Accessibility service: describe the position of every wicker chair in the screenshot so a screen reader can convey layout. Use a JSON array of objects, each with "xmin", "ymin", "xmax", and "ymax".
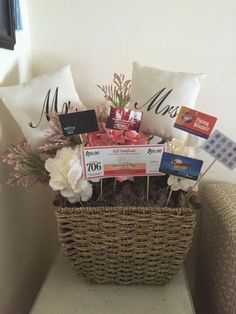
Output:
[{"xmin": 194, "ymin": 183, "xmax": 236, "ymax": 314}]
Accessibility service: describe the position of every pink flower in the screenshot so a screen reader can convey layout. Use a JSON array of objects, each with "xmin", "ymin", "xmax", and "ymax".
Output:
[
  {"xmin": 109, "ymin": 130, "xmax": 126, "ymax": 144},
  {"xmin": 116, "ymin": 176, "xmax": 134, "ymax": 183},
  {"xmin": 86, "ymin": 124, "xmax": 148, "ymax": 147},
  {"xmin": 124, "ymin": 130, "xmax": 148, "ymax": 145},
  {"xmin": 87, "ymin": 123, "xmax": 114, "ymax": 147}
]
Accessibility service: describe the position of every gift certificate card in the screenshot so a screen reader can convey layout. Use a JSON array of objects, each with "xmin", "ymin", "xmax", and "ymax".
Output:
[
  {"xmin": 202, "ymin": 129, "xmax": 236, "ymax": 170},
  {"xmin": 106, "ymin": 107, "xmax": 142, "ymax": 132},
  {"xmin": 82, "ymin": 144, "xmax": 165, "ymax": 179},
  {"xmin": 159, "ymin": 152, "xmax": 203, "ymax": 181},
  {"xmin": 174, "ymin": 106, "xmax": 217, "ymax": 139}
]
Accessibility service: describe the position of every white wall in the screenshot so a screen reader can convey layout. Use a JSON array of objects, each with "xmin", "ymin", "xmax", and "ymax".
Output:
[
  {"xmin": 0, "ymin": 1, "xmax": 58, "ymax": 313},
  {"xmin": 27, "ymin": 0, "xmax": 236, "ymax": 183}
]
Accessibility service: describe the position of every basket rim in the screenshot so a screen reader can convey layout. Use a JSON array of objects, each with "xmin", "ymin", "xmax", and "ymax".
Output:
[{"xmin": 56, "ymin": 205, "xmax": 196, "ymax": 215}]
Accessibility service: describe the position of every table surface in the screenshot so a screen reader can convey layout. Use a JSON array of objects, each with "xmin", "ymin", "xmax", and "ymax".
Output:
[{"xmin": 31, "ymin": 252, "xmax": 195, "ymax": 314}]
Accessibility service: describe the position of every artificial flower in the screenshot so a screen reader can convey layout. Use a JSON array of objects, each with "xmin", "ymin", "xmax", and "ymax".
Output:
[
  {"xmin": 109, "ymin": 129, "xmax": 126, "ymax": 144},
  {"xmin": 60, "ymin": 179, "xmax": 93, "ymax": 203},
  {"xmin": 87, "ymin": 123, "xmax": 148, "ymax": 147},
  {"xmin": 86, "ymin": 122, "xmax": 114, "ymax": 147},
  {"xmin": 45, "ymin": 146, "xmax": 92, "ymax": 203},
  {"xmin": 123, "ymin": 130, "xmax": 147, "ymax": 145},
  {"xmin": 167, "ymin": 136, "xmax": 199, "ymax": 156},
  {"xmin": 0, "ymin": 138, "xmax": 49, "ymax": 187},
  {"xmin": 116, "ymin": 176, "xmax": 134, "ymax": 183},
  {"xmin": 148, "ymin": 135, "xmax": 163, "ymax": 145},
  {"xmin": 97, "ymin": 73, "xmax": 131, "ymax": 108},
  {"xmin": 167, "ymin": 175, "xmax": 198, "ymax": 192}
]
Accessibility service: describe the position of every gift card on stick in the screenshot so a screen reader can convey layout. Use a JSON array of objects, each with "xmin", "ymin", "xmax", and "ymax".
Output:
[
  {"xmin": 174, "ymin": 106, "xmax": 217, "ymax": 139},
  {"xmin": 202, "ymin": 130, "xmax": 236, "ymax": 170},
  {"xmin": 159, "ymin": 152, "xmax": 203, "ymax": 181},
  {"xmin": 106, "ymin": 107, "xmax": 142, "ymax": 132},
  {"xmin": 59, "ymin": 110, "xmax": 99, "ymax": 136},
  {"xmin": 82, "ymin": 144, "xmax": 165, "ymax": 179}
]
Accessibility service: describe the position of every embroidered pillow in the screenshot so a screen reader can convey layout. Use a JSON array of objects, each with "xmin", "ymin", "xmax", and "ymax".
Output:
[
  {"xmin": 0, "ymin": 64, "xmax": 85, "ymax": 148},
  {"xmin": 130, "ymin": 62, "xmax": 206, "ymax": 140}
]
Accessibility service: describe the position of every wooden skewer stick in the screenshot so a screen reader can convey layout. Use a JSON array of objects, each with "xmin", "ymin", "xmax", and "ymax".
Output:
[
  {"xmin": 185, "ymin": 158, "xmax": 217, "ymax": 202},
  {"xmin": 166, "ymin": 188, "xmax": 173, "ymax": 206},
  {"xmin": 166, "ymin": 176, "xmax": 178, "ymax": 206},
  {"xmin": 165, "ymin": 185, "xmax": 170, "ymax": 194},
  {"xmin": 113, "ymin": 178, "xmax": 117, "ymax": 191},
  {"xmin": 165, "ymin": 140, "xmax": 176, "ymax": 206},
  {"xmin": 166, "ymin": 139, "xmax": 171, "ymax": 152},
  {"xmin": 146, "ymin": 176, "xmax": 150, "ymax": 202},
  {"xmin": 78, "ymin": 134, "xmax": 83, "ymax": 144},
  {"xmin": 181, "ymin": 133, "xmax": 190, "ymax": 153},
  {"xmin": 100, "ymin": 178, "xmax": 103, "ymax": 199}
]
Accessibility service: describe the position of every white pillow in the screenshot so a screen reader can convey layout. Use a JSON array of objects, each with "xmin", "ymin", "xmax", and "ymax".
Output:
[
  {"xmin": 0, "ymin": 65, "xmax": 85, "ymax": 148},
  {"xmin": 130, "ymin": 62, "xmax": 206, "ymax": 140}
]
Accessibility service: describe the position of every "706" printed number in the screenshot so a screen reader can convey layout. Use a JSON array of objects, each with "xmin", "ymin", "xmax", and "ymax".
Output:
[{"xmin": 86, "ymin": 161, "xmax": 102, "ymax": 172}]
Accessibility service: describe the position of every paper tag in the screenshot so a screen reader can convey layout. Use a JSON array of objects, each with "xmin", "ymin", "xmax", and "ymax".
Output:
[
  {"xmin": 159, "ymin": 152, "xmax": 203, "ymax": 181},
  {"xmin": 82, "ymin": 144, "xmax": 165, "ymax": 179},
  {"xmin": 202, "ymin": 129, "xmax": 236, "ymax": 170},
  {"xmin": 174, "ymin": 106, "xmax": 217, "ymax": 139},
  {"xmin": 59, "ymin": 110, "xmax": 99, "ymax": 136},
  {"xmin": 106, "ymin": 107, "xmax": 142, "ymax": 132}
]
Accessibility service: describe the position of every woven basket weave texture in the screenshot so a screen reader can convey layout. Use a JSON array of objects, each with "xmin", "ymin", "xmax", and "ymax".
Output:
[{"xmin": 56, "ymin": 206, "xmax": 196, "ymax": 285}]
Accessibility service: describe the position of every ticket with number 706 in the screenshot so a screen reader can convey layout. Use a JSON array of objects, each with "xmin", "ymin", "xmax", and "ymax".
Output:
[{"xmin": 81, "ymin": 144, "xmax": 165, "ymax": 179}]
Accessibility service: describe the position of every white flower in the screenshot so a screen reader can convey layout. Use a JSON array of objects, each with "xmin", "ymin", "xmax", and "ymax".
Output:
[
  {"xmin": 60, "ymin": 179, "xmax": 93, "ymax": 203},
  {"xmin": 167, "ymin": 136, "xmax": 199, "ymax": 156},
  {"xmin": 167, "ymin": 175, "xmax": 198, "ymax": 192},
  {"xmin": 149, "ymin": 135, "xmax": 163, "ymax": 145},
  {"xmin": 45, "ymin": 147, "xmax": 92, "ymax": 203}
]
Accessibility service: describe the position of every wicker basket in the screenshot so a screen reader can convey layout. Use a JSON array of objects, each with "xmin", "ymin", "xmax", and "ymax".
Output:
[{"xmin": 56, "ymin": 203, "xmax": 196, "ymax": 285}]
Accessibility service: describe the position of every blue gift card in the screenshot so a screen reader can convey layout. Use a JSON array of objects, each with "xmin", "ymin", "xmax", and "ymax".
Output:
[{"xmin": 159, "ymin": 152, "xmax": 203, "ymax": 181}]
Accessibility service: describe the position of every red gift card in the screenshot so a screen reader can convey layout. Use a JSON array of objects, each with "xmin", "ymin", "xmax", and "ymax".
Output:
[
  {"xmin": 174, "ymin": 106, "xmax": 217, "ymax": 139},
  {"xmin": 106, "ymin": 107, "xmax": 142, "ymax": 132}
]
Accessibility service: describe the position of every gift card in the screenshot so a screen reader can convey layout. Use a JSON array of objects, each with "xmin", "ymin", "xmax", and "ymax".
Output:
[
  {"xmin": 202, "ymin": 130, "xmax": 236, "ymax": 170},
  {"xmin": 174, "ymin": 106, "xmax": 217, "ymax": 139},
  {"xmin": 159, "ymin": 152, "xmax": 203, "ymax": 181},
  {"xmin": 59, "ymin": 110, "xmax": 99, "ymax": 136},
  {"xmin": 106, "ymin": 107, "xmax": 142, "ymax": 132}
]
